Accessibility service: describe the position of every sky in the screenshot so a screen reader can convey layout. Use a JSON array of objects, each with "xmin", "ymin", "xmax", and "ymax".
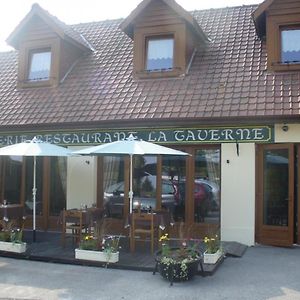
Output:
[{"xmin": 0, "ymin": 0, "xmax": 263, "ymax": 52}]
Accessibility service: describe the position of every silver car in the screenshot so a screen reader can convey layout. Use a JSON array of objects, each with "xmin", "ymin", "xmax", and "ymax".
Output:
[{"xmin": 104, "ymin": 175, "xmax": 176, "ymax": 216}]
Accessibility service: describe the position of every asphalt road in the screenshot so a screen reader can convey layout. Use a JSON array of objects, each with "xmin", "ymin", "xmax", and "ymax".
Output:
[{"xmin": 0, "ymin": 245, "xmax": 300, "ymax": 300}]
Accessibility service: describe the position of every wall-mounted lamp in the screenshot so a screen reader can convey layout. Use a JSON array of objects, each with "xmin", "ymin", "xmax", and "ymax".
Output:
[
  {"xmin": 282, "ymin": 124, "xmax": 289, "ymax": 132},
  {"xmin": 85, "ymin": 160, "xmax": 90, "ymax": 165}
]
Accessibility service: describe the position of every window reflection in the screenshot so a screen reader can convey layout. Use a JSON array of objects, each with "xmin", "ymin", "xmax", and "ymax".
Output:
[
  {"xmin": 103, "ymin": 156, "xmax": 125, "ymax": 218},
  {"xmin": 194, "ymin": 149, "xmax": 220, "ymax": 224},
  {"xmin": 49, "ymin": 157, "xmax": 67, "ymax": 216},
  {"xmin": 162, "ymin": 156, "xmax": 186, "ymax": 221},
  {"xmin": 132, "ymin": 156, "xmax": 157, "ymax": 210}
]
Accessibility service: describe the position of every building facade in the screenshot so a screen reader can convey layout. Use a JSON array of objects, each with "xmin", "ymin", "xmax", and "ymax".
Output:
[{"xmin": 0, "ymin": 0, "xmax": 299, "ymax": 247}]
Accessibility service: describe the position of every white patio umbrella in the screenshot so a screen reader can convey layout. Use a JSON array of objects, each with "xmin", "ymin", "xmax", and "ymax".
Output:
[
  {"xmin": 74, "ymin": 134, "xmax": 189, "ymax": 213},
  {"xmin": 0, "ymin": 137, "xmax": 73, "ymax": 242}
]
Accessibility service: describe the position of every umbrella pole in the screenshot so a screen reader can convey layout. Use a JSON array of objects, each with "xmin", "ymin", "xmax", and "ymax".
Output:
[
  {"xmin": 32, "ymin": 156, "xmax": 37, "ymax": 242},
  {"xmin": 129, "ymin": 154, "xmax": 133, "ymax": 214}
]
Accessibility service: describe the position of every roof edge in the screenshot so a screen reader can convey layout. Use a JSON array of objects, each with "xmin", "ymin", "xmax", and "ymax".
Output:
[
  {"xmin": 6, "ymin": 3, "xmax": 92, "ymax": 52},
  {"xmin": 252, "ymin": 0, "xmax": 274, "ymax": 38},
  {"xmin": 119, "ymin": 0, "xmax": 209, "ymax": 41}
]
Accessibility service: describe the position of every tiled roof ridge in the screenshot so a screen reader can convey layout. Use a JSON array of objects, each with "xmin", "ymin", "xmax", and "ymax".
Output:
[
  {"xmin": 69, "ymin": 4, "xmax": 258, "ymax": 28},
  {"xmin": 191, "ymin": 3, "xmax": 259, "ymax": 13}
]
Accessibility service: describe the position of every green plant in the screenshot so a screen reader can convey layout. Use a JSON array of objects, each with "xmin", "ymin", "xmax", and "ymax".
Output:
[
  {"xmin": 158, "ymin": 233, "xmax": 200, "ymax": 281},
  {"xmin": 203, "ymin": 234, "xmax": 220, "ymax": 254},
  {"xmin": 0, "ymin": 219, "xmax": 24, "ymax": 244},
  {"xmin": 79, "ymin": 234, "xmax": 120, "ymax": 252}
]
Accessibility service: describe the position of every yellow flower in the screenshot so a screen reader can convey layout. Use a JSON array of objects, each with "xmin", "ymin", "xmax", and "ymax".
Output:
[{"xmin": 159, "ymin": 234, "xmax": 169, "ymax": 242}]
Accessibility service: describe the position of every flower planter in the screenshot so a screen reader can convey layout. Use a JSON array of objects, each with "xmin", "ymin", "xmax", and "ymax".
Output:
[
  {"xmin": 0, "ymin": 241, "xmax": 27, "ymax": 253},
  {"xmin": 155, "ymin": 248, "xmax": 201, "ymax": 284},
  {"xmin": 203, "ymin": 249, "xmax": 222, "ymax": 264},
  {"xmin": 75, "ymin": 248, "xmax": 119, "ymax": 263}
]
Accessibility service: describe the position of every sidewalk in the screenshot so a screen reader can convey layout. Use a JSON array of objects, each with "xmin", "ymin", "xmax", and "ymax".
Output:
[{"xmin": 0, "ymin": 245, "xmax": 300, "ymax": 300}]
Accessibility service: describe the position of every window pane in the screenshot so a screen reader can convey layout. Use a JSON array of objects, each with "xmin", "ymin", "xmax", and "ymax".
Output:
[
  {"xmin": 49, "ymin": 157, "xmax": 67, "ymax": 216},
  {"xmin": 103, "ymin": 157, "xmax": 125, "ymax": 219},
  {"xmin": 28, "ymin": 50, "xmax": 51, "ymax": 81},
  {"xmin": 281, "ymin": 29, "xmax": 300, "ymax": 63},
  {"xmin": 263, "ymin": 149, "xmax": 289, "ymax": 226},
  {"xmin": 194, "ymin": 149, "xmax": 220, "ymax": 224},
  {"xmin": 3, "ymin": 156, "xmax": 23, "ymax": 204},
  {"xmin": 146, "ymin": 38, "xmax": 173, "ymax": 71},
  {"xmin": 133, "ymin": 156, "xmax": 157, "ymax": 211},
  {"xmin": 162, "ymin": 155, "xmax": 186, "ymax": 222}
]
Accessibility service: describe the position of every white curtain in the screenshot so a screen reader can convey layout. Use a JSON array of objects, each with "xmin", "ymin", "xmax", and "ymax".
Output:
[
  {"xmin": 29, "ymin": 51, "xmax": 51, "ymax": 80},
  {"xmin": 147, "ymin": 39, "xmax": 173, "ymax": 60},
  {"xmin": 147, "ymin": 38, "xmax": 174, "ymax": 70},
  {"xmin": 282, "ymin": 30, "xmax": 300, "ymax": 52}
]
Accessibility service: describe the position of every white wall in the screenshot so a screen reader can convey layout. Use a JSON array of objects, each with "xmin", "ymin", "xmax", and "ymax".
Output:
[
  {"xmin": 221, "ymin": 143, "xmax": 255, "ymax": 246},
  {"xmin": 66, "ymin": 146, "xmax": 97, "ymax": 209},
  {"xmin": 275, "ymin": 123, "xmax": 300, "ymax": 142}
]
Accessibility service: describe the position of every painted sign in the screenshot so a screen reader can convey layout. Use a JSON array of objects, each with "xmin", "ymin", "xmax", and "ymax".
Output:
[{"xmin": 0, "ymin": 126, "xmax": 273, "ymax": 146}]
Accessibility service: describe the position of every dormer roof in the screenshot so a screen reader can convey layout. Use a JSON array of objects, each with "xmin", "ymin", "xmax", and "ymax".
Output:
[
  {"xmin": 120, "ymin": 0, "xmax": 209, "ymax": 42},
  {"xmin": 6, "ymin": 3, "xmax": 94, "ymax": 52},
  {"xmin": 252, "ymin": 0, "xmax": 274, "ymax": 38}
]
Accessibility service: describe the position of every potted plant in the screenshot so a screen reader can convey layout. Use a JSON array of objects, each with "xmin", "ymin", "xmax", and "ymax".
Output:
[
  {"xmin": 0, "ymin": 218, "xmax": 27, "ymax": 253},
  {"xmin": 153, "ymin": 233, "xmax": 203, "ymax": 285},
  {"xmin": 75, "ymin": 234, "xmax": 120, "ymax": 264},
  {"xmin": 203, "ymin": 234, "xmax": 223, "ymax": 264}
]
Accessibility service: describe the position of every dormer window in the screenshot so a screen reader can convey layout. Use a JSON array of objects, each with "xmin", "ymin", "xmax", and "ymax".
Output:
[
  {"xmin": 281, "ymin": 27, "xmax": 300, "ymax": 63},
  {"xmin": 253, "ymin": 0, "xmax": 300, "ymax": 72},
  {"xmin": 28, "ymin": 49, "xmax": 51, "ymax": 81},
  {"xmin": 146, "ymin": 36, "xmax": 174, "ymax": 71},
  {"xmin": 121, "ymin": 0, "xmax": 208, "ymax": 80}
]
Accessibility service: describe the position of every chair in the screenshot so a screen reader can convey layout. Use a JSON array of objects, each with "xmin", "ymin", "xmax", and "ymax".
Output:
[
  {"xmin": 130, "ymin": 211, "xmax": 154, "ymax": 254},
  {"xmin": 61, "ymin": 209, "xmax": 89, "ymax": 247}
]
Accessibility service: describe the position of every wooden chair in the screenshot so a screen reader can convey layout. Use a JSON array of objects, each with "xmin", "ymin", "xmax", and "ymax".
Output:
[
  {"xmin": 61, "ymin": 209, "xmax": 89, "ymax": 247},
  {"xmin": 130, "ymin": 211, "xmax": 154, "ymax": 254}
]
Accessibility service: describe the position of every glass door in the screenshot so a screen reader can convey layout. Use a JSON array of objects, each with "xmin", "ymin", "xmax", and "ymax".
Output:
[{"xmin": 256, "ymin": 144, "xmax": 294, "ymax": 246}]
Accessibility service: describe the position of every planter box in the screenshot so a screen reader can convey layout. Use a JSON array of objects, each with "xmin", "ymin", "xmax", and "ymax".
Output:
[
  {"xmin": 0, "ymin": 241, "xmax": 27, "ymax": 253},
  {"xmin": 155, "ymin": 248, "xmax": 201, "ymax": 284},
  {"xmin": 75, "ymin": 249, "xmax": 119, "ymax": 263},
  {"xmin": 203, "ymin": 249, "xmax": 223, "ymax": 264}
]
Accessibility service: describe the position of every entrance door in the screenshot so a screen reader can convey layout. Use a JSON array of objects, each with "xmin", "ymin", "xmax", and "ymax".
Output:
[{"xmin": 256, "ymin": 144, "xmax": 294, "ymax": 246}]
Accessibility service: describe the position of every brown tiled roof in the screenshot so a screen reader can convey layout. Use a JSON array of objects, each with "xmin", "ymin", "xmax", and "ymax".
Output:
[{"xmin": 0, "ymin": 4, "xmax": 299, "ymax": 129}]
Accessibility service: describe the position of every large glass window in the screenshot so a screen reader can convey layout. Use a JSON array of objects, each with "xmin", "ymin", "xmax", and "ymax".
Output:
[
  {"xmin": 132, "ymin": 156, "xmax": 157, "ymax": 210},
  {"xmin": 49, "ymin": 157, "xmax": 67, "ymax": 216},
  {"xmin": 162, "ymin": 155, "xmax": 186, "ymax": 221},
  {"xmin": 194, "ymin": 149, "xmax": 220, "ymax": 224},
  {"xmin": 146, "ymin": 37, "xmax": 174, "ymax": 71},
  {"xmin": 281, "ymin": 28, "xmax": 300, "ymax": 63},
  {"xmin": 103, "ymin": 157, "xmax": 125, "ymax": 218},
  {"xmin": 28, "ymin": 49, "xmax": 51, "ymax": 81}
]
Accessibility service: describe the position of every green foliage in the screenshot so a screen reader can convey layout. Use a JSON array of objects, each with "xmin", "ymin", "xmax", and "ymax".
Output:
[
  {"xmin": 0, "ymin": 219, "xmax": 24, "ymax": 244},
  {"xmin": 203, "ymin": 234, "xmax": 220, "ymax": 254}
]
